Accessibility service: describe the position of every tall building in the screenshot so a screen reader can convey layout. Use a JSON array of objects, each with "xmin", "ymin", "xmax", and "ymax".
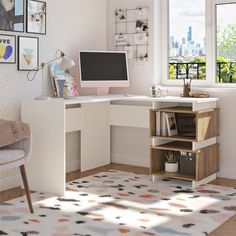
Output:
[{"xmin": 187, "ymin": 26, "xmax": 192, "ymax": 42}]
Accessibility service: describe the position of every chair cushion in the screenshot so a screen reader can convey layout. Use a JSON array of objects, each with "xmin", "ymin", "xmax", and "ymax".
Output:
[{"xmin": 0, "ymin": 149, "xmax": 25, "ymax": 164}]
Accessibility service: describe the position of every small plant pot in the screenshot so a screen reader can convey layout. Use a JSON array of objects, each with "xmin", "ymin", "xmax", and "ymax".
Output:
[{"xmin": 165, "ymin": 162, "xmax": 179, "ymax": 173}]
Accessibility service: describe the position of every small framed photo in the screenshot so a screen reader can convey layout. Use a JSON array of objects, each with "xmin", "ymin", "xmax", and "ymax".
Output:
[
  {"xmin": 0, "ymin": 0, "xmax": 24, "ymax": 32},
  {"xmin": 18, "ymin": 36, "xmax": 39, "ymax": 71},
  {"xmin": 0, "ymin": 34, "xmax": 16, "ymax": 64},
  {"xmin": 166, "ymin": 113, "xmax": 178, "ymax": 136},
  {"xmin": 26, "ymin": 0, "xmax": 46, "ymax": 34}
]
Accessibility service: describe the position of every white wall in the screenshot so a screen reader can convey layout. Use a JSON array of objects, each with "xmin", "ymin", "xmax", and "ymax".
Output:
[
  {"xmin": 107, "ymin": 0, "xmax": 154, "ymax": 95},
  {"xmin": 108, "ymin": 0, "xmax": 154, "ymax": 168},
  {"xmin": 0, "ymin": 0, "xmax": 107, "ymax": 191}
]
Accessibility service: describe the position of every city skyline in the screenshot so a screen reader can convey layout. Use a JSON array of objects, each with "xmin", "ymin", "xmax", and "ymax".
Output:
[{"xmin": 169, "ymin": 25, "xmax": 206, "ymax": 59}]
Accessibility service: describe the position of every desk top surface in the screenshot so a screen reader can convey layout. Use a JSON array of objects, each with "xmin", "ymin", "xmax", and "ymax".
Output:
[{"xmin": 24, "ymin": 95, "xmax": 219, "ymax": 105}]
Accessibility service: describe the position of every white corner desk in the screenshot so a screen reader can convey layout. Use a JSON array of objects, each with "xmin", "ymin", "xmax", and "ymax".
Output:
[{"xmin": 21, "ymin": 95, "xmax": 218, "ymax": 195}]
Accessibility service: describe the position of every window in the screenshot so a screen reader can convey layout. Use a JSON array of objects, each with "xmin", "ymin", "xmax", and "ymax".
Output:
[
  {"xmin": 216, "ymin": 3, "xmax": 236, "ymax": 83},
  {"xmin": 158, "ymin": 0, "xmax": 236, "ymax": 86},
  {"xmin": 169, "ymin": 0, "xmax": 206, "ymax": 80}
]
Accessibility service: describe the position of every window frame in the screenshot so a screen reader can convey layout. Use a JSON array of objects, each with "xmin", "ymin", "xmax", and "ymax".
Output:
[{"xmin": 157, "ymin": 0, "xmax": 236, "ymax": 87}]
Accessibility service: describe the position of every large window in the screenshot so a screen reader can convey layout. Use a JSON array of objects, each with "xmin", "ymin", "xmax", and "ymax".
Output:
[
  {"xmin": 159, "ymin": 0, "xmax": 236, "ymax": 86},
  {"xmin": 216, "ymin": 3, "xmax": 236, "ymax": 83},
  {"xmin": 169, "ymin": 0, "xmax": 206, "ymax": 80}
]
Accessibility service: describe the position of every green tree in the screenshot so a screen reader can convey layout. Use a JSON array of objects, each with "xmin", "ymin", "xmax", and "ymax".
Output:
[
  {"xmin": 169, "ymin": 64, "xmax": 176, "ymax": 80},
  {"xmin": 217, "ymin": 24, "xmax": 236, "ymax": 83},
  {"xmin": 218, "ymin": 24, "xmax": 236, "ymax": 59}
]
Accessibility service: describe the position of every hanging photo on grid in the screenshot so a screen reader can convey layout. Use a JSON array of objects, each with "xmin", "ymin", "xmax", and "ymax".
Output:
[
  {"xmin": 134, "ymin": 33, "xmax": 148, "ymax": 45},
  {"xmin": 114, "ymin": 34, "xmax": 128, "ymax": 46},
  {"xmin": 136, "ymin": 7, "xmax": 149, "ymax": 20},
  {"xmin": 115, "ymin": 9, "xmax": 126, "ymax": 22},
  {"xmin": 124, "ymin": 45, "xmax": 134, "ymax": 59},
  {"xmin": 136, "ymin": 20, "xmax": 148, "ymax": 32}
]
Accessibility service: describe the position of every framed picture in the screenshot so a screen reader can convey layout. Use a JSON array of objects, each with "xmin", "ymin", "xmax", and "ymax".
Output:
[
  {"xmin": 18, "ymin": 36, "xmax": 39, "ymax": 71},
  {"xmin": 0, "ymin": 0, "xmax": 24, "ymax": 32},
  {"xmin": 0, "ymin": 34, "xmax": 16, "ymax": 64},
  {"xmin": 166, "ymin": 112, "xmax": 178, "ymax": 136},
  {"xmin": 26, "ymin": 0, "xmax": 46, "ymax": 34}
]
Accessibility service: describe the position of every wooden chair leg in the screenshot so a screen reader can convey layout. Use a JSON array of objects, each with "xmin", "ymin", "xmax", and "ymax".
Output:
[{"xmin": 20, "ymin": 165, "xmax": 34, "ymax": 213}]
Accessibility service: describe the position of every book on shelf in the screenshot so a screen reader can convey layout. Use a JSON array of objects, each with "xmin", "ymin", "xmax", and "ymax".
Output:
[
  {"xmin": 155, "ymin": 112, "xmax": 168, "ymax": 136},
  {"xmin": 166, "ymin": 112, "xmax": 178, "ymax": 136},
  {"xmin": 161, "ymin": 112, "xmax": 168, "ymax": 136},
  {"xmin": 156, "ymin": 112, "xmax": 161, "ymax": 135}
]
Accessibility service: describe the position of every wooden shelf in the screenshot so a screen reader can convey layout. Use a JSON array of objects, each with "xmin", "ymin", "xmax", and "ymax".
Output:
[
  {"xmin": 151, "ymin": 171, "xmax": 195, "ymax": 181},
  {"xmin": 153, "ymin": 141, "xmax": 194, "ymax": 152},
  {"xmin": 151, "ymin": 106, "xmax": 217, "ymax": 114},
  {"xmin": 151, "ymin": 135, "xmax": 196, "ymax": 142},
  {"xmin": 153, "ymin": 106, "xmax": 194, "ymax": 114}
]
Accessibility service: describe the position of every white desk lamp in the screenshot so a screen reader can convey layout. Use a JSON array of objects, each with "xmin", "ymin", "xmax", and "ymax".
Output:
[{"xmin": 27, "ymin": 50, "xmax": 75, "ymax": 100}]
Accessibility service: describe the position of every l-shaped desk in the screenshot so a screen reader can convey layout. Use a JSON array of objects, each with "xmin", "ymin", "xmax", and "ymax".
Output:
[{"xmin": 21, "ymin": 95, "xmax": 218, "ymax": 195}]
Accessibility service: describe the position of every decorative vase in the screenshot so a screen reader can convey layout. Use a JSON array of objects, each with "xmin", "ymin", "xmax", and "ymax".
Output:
[
  {"xmin": 165, "ymin": 162, "xmax": 179, "ymax": 173},
  {"xmin": 183, "ymin": 84, "xmax": 191, "ymax": 97}
]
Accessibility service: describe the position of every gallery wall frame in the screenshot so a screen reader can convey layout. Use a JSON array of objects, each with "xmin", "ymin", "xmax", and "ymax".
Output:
[
  {"xmin": 0, "ymin": 0, "xmax": 24, "ymax": 33},
  {"xmin": 0, "ymin": 34, "xmax": 16, "ymax": 64},
  {"xmin": 18, "ymin": 36, "xmax": 39, "ymax": 71},
  {"xmin": 26, "ymin": 0, "xmax": 46, "ymax": 35}
]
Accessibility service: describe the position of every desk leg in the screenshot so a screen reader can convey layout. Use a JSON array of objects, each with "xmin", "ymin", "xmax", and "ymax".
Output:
[{"xmin": 22, "ymin": 101, "xmax": 66, "ymax": 196}]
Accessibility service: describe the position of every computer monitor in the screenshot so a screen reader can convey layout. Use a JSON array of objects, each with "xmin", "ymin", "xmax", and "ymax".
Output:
[{"xmin": 79, "ymin": 51, "xmax": 130, "ymax": 95}]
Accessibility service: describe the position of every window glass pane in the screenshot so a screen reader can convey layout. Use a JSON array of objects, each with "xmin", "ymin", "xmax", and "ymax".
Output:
[
  {"xmin": 169, "ymin": 0, "xmax": 206, "ymax": 80},
  {"xmin": 217, "ymin": 3, "xmax": 236, "ymax": 83}
]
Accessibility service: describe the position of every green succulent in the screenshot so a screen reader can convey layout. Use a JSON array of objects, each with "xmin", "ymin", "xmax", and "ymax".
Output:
[{"xmin": 165, "ymin": 151, "xmax": 179, "ymax": 163}]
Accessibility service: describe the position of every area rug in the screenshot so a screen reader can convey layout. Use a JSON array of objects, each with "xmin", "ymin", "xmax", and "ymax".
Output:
[{"xmin": 1, "ymin": 170, "xmax": 236, "ymax": 236}]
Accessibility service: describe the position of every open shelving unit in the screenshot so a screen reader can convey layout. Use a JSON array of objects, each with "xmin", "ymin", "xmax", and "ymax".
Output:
[{"xmin": 149, "ymin": 99, "xmax": 220, "ymax": 188}]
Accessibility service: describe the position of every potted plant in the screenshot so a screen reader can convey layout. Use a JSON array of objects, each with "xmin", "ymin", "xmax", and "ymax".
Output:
[{"xmin": 165, "ymin": 151, "xmax": 179, "ymax": 173}]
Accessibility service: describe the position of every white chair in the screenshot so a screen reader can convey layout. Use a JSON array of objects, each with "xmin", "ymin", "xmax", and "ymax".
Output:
[{"xmin": 0, "ymin": 137, "xmax": 34, "ymax": 213}]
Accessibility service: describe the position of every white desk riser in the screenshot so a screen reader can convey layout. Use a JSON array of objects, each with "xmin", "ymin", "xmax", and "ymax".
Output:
[{"xmin": 21, "ymin": 95, "xmax": 218, "ymax": 195}]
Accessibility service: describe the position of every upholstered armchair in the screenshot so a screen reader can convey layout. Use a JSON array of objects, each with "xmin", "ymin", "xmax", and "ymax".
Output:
[{"xmin": 0, "ymin": 124, "xmax": 34, "ymax": 213}]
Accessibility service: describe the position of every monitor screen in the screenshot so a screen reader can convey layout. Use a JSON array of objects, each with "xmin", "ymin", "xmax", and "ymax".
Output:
[{"xmin": 79, "ymin": 51, "xmax": 129, "ymax": 83}]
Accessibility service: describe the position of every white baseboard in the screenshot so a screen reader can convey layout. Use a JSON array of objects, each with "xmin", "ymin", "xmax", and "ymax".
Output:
[{"xmin": 111, "ymin": 154, "xmax": 149, "ymax": 167}]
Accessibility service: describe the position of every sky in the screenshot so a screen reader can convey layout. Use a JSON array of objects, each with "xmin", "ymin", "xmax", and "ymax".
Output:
[
  {"xmin": 169, "ymin": 0, "xmax": 205, "ymax": 45},
  {"xmin": 170, "ymin": 0, "xmax": 236, "ymax": 47}
]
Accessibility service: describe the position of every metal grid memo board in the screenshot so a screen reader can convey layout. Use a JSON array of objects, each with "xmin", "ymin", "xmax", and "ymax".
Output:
[{"xmin": 114, "ymin": 7, "xmax": 149, "ymax": 62}]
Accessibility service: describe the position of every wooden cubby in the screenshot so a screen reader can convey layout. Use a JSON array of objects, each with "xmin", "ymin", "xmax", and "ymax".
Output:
[
  {"xmin": 150, "ymin": 106, "xmax": 219, "ymax": 142},
  {"xmin": 150, "ymin": 103, "xmax": 220, "ymax": 184},
  {"xmin": 150, "ymin": 143, "xmax": 219, "ymax": 181}
]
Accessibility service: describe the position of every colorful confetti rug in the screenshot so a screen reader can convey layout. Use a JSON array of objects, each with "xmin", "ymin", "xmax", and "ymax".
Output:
[{"xmin": 1, "ymin": 170, "xmax": 236, "ymax": 236}]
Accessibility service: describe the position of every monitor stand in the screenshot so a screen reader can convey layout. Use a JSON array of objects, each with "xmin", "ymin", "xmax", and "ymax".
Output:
[{"xmin": 97, "ymin": 87, "xmax": 109, "ymax": 96}]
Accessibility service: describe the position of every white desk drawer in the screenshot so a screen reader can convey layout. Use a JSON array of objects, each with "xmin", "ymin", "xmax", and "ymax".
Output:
[
  {"xmin": 110, "ymin": 105, "xmax": 150, "ymax": 128},
  {"xmin": 66, "ymin": 108, "xmax": 85, "ymax": 132}
]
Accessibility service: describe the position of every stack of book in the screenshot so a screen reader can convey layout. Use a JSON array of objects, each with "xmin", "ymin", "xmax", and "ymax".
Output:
[
  {"xmin": 156, "ymin": 112, "xmax": 178, "ymax": 136},
  {"xmin": 49, "ymin": 63, "xmax": 79, "ymax": 98}
]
